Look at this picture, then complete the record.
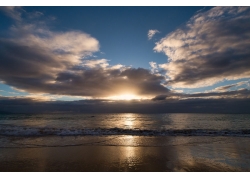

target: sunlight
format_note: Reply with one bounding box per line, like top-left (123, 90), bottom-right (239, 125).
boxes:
top-left (124, 113), bottom-right (135, 128)
top-left (108, 94), bottom-right (141, 100)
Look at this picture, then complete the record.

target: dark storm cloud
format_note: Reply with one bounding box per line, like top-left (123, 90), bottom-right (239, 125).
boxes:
top-left (0, 7), bottom-right (169, 98)
top-left (155, 7), bottom-right (250, 88)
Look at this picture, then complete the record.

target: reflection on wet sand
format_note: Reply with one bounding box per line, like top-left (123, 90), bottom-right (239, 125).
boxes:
top-left (121, 114), bottom-right (138, 170)
top-left (0, 136), bottom-right (250, 171)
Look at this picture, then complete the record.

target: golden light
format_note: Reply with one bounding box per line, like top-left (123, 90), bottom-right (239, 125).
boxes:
top-left (108, 93), bottom-right (141, 100)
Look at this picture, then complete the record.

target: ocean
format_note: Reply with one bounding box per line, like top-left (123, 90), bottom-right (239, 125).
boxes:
top-left (0, 113), bottom-right (250, 171)
top-left (1, 113), bottom-right (250, 138)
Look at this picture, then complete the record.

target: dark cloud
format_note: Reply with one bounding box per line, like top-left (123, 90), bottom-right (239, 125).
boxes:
top-left (214, 84), bottom-right (239, 91)
top-left (187, 88), bottom-right (250, 98)
top-left (47, 67), bottom-right (169, 97)
top-left (0, 7), bottom-right (169, 98)
top-left (0, 35), bottom-right (169, 97)
top-left (212, 81), bottom-right (248, 92)
top-left (0, 39), bottom-right (60, 77)
top-left (1, 6), bottom-right (249, 102)
top-left (1, 96), bottom-right (250, 114)
top-left (0, 38), bottom-right (169, 97)
top-left (155, 7), bottom-right (250, 88)
top-left (152, 94), bottom-right (170, 101)
top-left (0, 40), bottom-right (168, 96)
top-left (152, 88), bottom-right (250, 101)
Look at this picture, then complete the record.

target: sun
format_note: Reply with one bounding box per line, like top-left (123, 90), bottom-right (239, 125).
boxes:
top-left (108, 94), bottom-right (141, 100)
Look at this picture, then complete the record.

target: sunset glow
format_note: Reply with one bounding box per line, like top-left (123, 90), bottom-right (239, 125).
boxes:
top-left (108, 94), bottom-right (141, 100)
top-left (0, 6), bottom-right (250, 113)
top-left (1, 5), bottom-right (250, 173)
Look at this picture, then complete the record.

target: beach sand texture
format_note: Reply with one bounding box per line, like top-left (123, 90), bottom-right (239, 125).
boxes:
top-left (0, 136), bottom-right (250, 172)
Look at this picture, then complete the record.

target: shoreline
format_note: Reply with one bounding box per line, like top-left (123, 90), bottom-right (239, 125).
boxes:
top-left (0, 136), bottom-right (250, 172)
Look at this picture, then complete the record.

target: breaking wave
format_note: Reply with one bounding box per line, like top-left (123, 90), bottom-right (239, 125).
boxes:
top-left (1, 125), bottom-right (250, 137)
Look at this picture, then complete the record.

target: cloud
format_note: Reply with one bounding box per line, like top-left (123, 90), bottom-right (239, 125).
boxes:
top-left (154, 7), bottom-right (250, 88)
top-left (0, 7), bottom-right (169, 98)
top-left (0, 6), bottom-right (23, 21)
top-left (186, 88), bottom-right (250, 99)
top-left (0, 39), bottom-right (169, 97)
top-left (81, 59), bottom-right (110, 69)
top-left (1, 96), bottom-right (250, 114)
top-left (148, 29), bottom-right (160, 40)
top-left (149, 61), bottom-right (158, 73)
top-left (212, 81), bottom-right (248, 92)
top-left (152, 88), bottom-right (250, 101)
top-left (45, 66), bottom-right (169, 97)
top-left (214, 84), bottom-right (239, 92)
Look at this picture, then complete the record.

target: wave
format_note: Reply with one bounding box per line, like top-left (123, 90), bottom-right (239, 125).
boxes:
top-left (0, 125), bottom-right (250, 137)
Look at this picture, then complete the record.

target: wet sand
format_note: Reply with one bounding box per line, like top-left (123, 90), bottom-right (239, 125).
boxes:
top-left (0, 136), bottom-right (250, 172)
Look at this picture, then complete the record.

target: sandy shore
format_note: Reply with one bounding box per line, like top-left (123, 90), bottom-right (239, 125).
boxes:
top-left (0, 136), bottom-right (250, 172)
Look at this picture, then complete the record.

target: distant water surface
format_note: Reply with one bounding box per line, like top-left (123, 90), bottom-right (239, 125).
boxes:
top-left (0, 113), bottom-right (250, 137)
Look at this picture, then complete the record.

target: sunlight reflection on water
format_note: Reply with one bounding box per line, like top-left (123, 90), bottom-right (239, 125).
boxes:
top-left (124, 113), bottom-right (135, 128)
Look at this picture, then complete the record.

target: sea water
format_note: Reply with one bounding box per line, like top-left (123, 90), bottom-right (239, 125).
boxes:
top-left (0, 113), bottom-right (250, 137)
top-left (0, 113), bottom-right (250, 171)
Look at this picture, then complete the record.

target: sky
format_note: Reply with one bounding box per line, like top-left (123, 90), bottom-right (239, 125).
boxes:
top-left (0, 5), bottom-right (250, 113)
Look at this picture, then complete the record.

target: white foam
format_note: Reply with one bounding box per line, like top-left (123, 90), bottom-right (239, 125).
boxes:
top-left (0, 125), bottom-right (250, 137)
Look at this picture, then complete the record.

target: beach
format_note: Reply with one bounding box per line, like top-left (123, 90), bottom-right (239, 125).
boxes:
top-left (0, 135), bottom-right (250, 172)
top-left (1, 5), bottom-right (250, 173)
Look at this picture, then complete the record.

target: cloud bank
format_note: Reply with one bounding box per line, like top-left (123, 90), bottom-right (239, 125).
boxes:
top-left (0, 7), bottom-right (169, 98)
top-left (1, 96), bottom-right (250, 114)
top-left (154, 7), bottom-right (250, 88)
